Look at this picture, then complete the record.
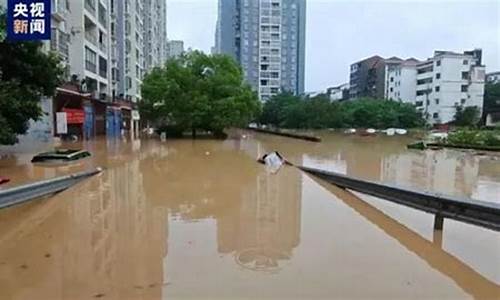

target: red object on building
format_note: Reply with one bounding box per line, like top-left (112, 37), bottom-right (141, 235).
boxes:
top-left (63, 108), bottom-right (85, 124)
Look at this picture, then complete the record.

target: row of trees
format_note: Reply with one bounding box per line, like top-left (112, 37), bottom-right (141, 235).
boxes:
top-left (259, 93), bottom-right (425, 129)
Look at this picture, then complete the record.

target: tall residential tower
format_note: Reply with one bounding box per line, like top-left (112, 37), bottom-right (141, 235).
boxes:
top-left (215, 0), bottom-right (306, 100)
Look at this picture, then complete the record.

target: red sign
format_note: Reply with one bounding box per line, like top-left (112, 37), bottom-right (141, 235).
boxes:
top-left (62, 108), bottom-right (85, 124)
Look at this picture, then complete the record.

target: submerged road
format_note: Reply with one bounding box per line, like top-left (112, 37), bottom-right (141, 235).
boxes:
top-left (0, 132), bottom-right (499, 299)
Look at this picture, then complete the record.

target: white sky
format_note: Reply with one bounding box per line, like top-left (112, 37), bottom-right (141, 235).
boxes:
top-left (167, 0), bottom-right (500, 92)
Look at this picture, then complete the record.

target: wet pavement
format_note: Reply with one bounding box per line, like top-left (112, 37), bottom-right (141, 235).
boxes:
top-left (0, 131), bottom-right (499, 299)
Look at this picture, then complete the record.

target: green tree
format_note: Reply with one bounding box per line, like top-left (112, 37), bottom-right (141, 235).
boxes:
top-left (140, 51), bottom-right (261, 138)
top-left (453, 106), bottom-right (480, 127)
top-left (484, 83), bottom-right (500, 109)
top-left (0, 10), bottom-right (64, 144)
top-left (259, 91), bottom-right (301, 127)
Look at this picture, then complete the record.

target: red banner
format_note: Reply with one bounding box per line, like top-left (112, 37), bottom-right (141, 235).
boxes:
top-left (62, 108), bottom-right (85, 124)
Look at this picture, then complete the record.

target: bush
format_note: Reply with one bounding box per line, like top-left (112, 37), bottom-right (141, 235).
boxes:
top-left (453, 106), bottom-right (480, 127)
top-left (482, 131), bottom-right (500, 146)
top-left (447, 129), bottom-right (500, 147)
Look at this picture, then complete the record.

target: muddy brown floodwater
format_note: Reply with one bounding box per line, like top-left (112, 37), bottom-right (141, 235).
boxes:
top-left (0, 131), bottom-right (499, 300)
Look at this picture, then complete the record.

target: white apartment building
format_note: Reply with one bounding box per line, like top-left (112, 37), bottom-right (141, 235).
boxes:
top-left (143, 0), bottom-right (168, 71)
top-left (68, 0), bottom-right (112, 100)
top-left (385, 59), bottom-right (420, 104)
top-left (327, 83), bottom-right (349, 101)
top-left (49, 0), bottom-right (71, 76)
top-left (258, 0), bottom-right (283, 100)
top-left (384, 50), bottom-right (485, 125)
top-left (415, 49), bottom-right (485, 125)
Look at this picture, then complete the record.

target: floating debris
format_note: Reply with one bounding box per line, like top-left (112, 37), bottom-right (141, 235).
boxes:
top-left (0, 177), bottom-right (10, 185)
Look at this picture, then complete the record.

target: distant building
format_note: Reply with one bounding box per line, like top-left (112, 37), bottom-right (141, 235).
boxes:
top-left (385, 58), bottom-right (421, 103)
top-left (349, 55), bottom-right (387, 99)
top-left (167, 40), bottom-right (184, 59)
top-left (326, 83), bottom-right (350, 101)
top-left (415, 49), bottom-right (485, 124)
top-left (215, 0), bottom-right (307, 100)
top-left (143, 0), bottom-right (169, 71)
top-left (486, 71), bottom-right (500, 84)
top-left (350, 49), bottom-right (486, 125)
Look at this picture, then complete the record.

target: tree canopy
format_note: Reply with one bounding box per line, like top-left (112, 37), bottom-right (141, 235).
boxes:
top-left (140, 51), bottom-right (261, 137)
top-left (0, 10), bottom-right (64, 144)
top-left (484, 83), bottom-right (500, 110)
top-left (260, 93), bottom-right (425, 129)
top-left (453, 106), bottom-right (480, 127)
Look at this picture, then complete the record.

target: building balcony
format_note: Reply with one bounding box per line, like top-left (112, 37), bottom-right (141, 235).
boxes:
top-left (85, 31), bottom-right (98, 48)
top-left (85, 0), bottom-right (97, 16)
top-left (51, 0), bottom-right (68, 21)
top-left (50, 29), bottom-right (70, 61)
top-left (99, 42), bottom-right (107, 53)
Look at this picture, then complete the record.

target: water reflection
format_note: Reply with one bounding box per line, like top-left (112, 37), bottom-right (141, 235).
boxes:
top-left (268, 133), bottom-right (500, 203)
top-left (140, 139), bottom-right (302, 273)
top-left (0, 141), bottom-right (168, 299)
top-left (311, 178), bottom-right (500, 299)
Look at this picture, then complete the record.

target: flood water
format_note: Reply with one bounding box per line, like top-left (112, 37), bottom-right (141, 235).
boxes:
top-left (0, 131), bottom-right (499, 300)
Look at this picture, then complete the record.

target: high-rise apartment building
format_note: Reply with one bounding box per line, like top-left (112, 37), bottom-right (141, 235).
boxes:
top-left (69, 0), bottom-right (113, 100)
top-left (112, 0), bottom-right (167, 102)
top-left (114, 0), bottom-right (143, 102)
top-left (215, 0), bottom-right (306, 100)
top-left (143, 0), bottom-right (168, 71)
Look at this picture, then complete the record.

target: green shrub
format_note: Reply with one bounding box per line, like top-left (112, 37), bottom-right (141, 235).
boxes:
top-left (448, 130), bottom-right (500, 147)
top-left (482, 131), bottom-right (500, 146)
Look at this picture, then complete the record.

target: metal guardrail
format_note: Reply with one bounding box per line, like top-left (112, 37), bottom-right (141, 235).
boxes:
top-left (298, 166), bottom-right (500, 231)
top-left (0, 168), bottom-right (103, 210)
top-left (247, 127), bottom-right (322, 142)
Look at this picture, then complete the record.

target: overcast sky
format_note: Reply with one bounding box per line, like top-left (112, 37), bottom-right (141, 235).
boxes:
top-left (167, 0), bottom-right (500, 92)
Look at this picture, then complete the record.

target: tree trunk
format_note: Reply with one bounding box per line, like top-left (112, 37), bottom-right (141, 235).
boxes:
top-left (192, 128), bottom-right (196, 139)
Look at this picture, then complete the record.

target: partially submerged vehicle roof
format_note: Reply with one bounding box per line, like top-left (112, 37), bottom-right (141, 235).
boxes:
top-left (31, 149), bottom-right (91, 163)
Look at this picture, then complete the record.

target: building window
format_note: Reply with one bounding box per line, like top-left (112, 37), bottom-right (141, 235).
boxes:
top-left (461, 99), bottom-right (466, 104)
top-left (436, 60), bottom-right (441, 66)
top-left (85, 47), bottom-right (97, 73)
top-left (390, 77), bottom-right (394, 82)
top-left (462, 72), bottom-right (469, 80)
top-left (461, 85), bottom-right (468, 92)
top-left (463, 59), bottom-right (468, 65)
top-left (435, 86), bottom-right (440, 92)
top-left (433, 112), bottom-right (439, 119)
top-left (415, 101), bottom-right (423, 107)
top-left (390, 87), bottom-right (394, 92)
top-left (99, 56), bottom-right (107, 78)
top-left (435, 98), bottom-right (439, 105)
top-left (436, 73), bottom-right (441, 79)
